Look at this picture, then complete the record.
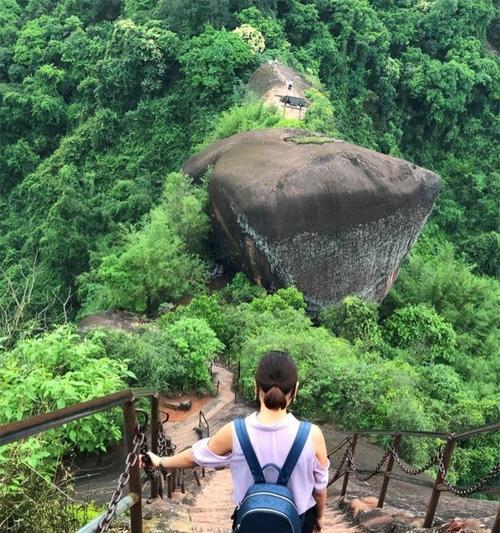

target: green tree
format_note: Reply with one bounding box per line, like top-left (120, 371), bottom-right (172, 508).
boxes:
top-left (179, 26), bottom-right (256, 105)
top-left (79, 172), bottom-right (208, 315)
top-left (383, 304), bottom-right (457, 364)
top-left (319, 296), bottom-right (382, 346)
top-left (236, 7), bottom-right (288, 50)
top-left (96, 19), bottom-right (180, 111)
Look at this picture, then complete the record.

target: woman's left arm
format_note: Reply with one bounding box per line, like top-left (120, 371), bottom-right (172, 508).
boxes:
top-left (311, 424), bottom-right (329, 530)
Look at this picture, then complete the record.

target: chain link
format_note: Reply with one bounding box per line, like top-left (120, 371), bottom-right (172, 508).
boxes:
top-left (437, 451), bottom-right (500, 497)
top-left (349, 446), bottom-right (391, 482)
top-left (96, 425), bottom-right (146, 533)
top-left (329, 436), bottom-right (499, 498)
top-left (389, 446), bottom-right (438, 476)
top-left (329, 440), bottom-right (390, 484)
top-left (328, 440), bottom-right (352, 485)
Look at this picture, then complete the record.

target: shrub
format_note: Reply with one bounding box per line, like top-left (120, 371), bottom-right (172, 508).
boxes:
top-left (198, 98), bottom-right (284, 150)
top-left (383, 304), bottom-right (457, 364)
top-left (384, 241), bottom-right (499, 361)
top-left (249, 287), bottom-right (307, 313)
top-left (78, 172), bottom-right (208, 315)
top-left (222, 272), bottom-right (266, 304)
top-left (319, 296), bottom-right (382, 347)
top-left (165, 293), bottom-right (226, 340)
top-left (0, 326), bottom-right (129, 531)
top-left (0, 460), bottom-right (102, 532)
top-left (303, 88), bottom-right (337, 136)
top-left (418, 364), bottom-right (462, 402)
top-left (98, 319), bottom-right (223, 393)
top-left (0, 326), bottom-right (129, 456)
top-left (163, 317), bottom-right (224, 391)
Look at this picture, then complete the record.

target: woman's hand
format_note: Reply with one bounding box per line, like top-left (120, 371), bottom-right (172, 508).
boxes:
top-left (140, 452), bottom-right (161, 469)
top-left (314, 516), bottom-right (324, 531)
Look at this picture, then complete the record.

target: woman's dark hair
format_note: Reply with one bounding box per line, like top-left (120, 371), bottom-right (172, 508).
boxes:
top-left (255, 351), bottom-right (298, 410)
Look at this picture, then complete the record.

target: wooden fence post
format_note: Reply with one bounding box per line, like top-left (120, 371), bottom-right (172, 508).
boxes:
top-left (341, 433), bottom-right (358, 497)
top-left (378, 433), bottom-right (401, 508)
top-left (423, 437), bottom-right (455, 528)
top-left (123, 400), bottom-right (143, 533)
top-left (150, 395), bottom-right (160, 500)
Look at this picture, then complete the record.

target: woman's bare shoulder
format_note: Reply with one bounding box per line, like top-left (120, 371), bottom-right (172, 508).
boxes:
top-left (310, 424), bottom-right (329, 466)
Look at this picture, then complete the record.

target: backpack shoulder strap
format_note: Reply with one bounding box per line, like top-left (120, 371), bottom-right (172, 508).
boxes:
top-left (234, 417), bottom-right (265, 484)
top-left (277, 421), bottom-right (312, 486)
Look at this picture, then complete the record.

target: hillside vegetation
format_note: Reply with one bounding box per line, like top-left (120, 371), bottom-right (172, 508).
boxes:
top-left (0, 0), bottom-right (498, 530)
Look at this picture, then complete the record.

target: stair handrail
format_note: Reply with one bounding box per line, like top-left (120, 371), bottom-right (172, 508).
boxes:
top-left (327, 422), bottom-right (500, 530)
top-left (0, 388), bottom-right (161, 533)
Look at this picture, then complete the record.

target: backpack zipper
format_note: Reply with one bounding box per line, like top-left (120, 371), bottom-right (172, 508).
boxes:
top-left (240, 491), bottom-right (298, 511)
top-left (240, 508), bottom-right (295, 532)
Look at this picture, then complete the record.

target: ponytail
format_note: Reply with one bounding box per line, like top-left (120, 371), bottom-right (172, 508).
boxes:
top-left (263, 385), bottom-right (288, 410)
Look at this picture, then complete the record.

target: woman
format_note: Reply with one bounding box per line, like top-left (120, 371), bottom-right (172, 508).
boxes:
top-left (144, 351), bottom-right (330, 532)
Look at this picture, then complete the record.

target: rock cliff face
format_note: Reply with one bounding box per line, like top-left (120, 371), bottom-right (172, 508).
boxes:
top-left (183, 128), bottom-right (441, 307)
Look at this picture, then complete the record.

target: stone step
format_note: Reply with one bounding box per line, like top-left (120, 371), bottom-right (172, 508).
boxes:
top-left (186, 468), bottom-right (359, 533)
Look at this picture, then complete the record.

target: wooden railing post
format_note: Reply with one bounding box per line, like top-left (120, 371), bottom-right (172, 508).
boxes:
top-left (423, 436), bottom-right (455, 528)
top-left (150, 394), bottom-right (160, 500)
top-left (491, 506), bottom-right (500, 533)
top-left (123, 400), bottom-right (143, 533)
top-left (378, 433), bottom-right (401, 508)
top-left (341, 433), bottom-right (358, 497)
top-left (491, 505), bottom-right (500, 533)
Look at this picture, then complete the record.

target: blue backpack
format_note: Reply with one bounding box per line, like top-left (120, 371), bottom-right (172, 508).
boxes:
top-left (233, 417), bottom-right (312, 533)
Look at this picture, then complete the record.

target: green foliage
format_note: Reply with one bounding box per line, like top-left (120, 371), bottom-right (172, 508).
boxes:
top-left (236, 7), bottom-right (288, 50)
top-left (162, 317), bottom-right (224, 389)
top-left (0, 326), bottom-right (129, 456)
top-left (179, 26), bottom-right (256, 105)
top-left (0, 459), bottom-right (103, 532)
top-left (199, 98), bottom-right (284, 149)
top-left (156, 0), bottom-right (234, 36)
top-left (78, 172), bottom-right (208, 315)
top-left (383, 304), bottom-right (457, 364)
top-left (383, 240), bottom-right (499, 362)
top-left (222, 272), bottom-right (266, 304)
top-left (0, 325), bottom-right (128, 529)
top-left (319, 296), bottom-right (382, 347)
top-left (95, 20), bottom-right (179, 111)
top-left (463, 230), bottom-right (500, 277)
top-left (99, 317), bottom-right (223, 393)
top-left (167, 293), bottom-right (227, 341)
top-left (302, 88), bottom-right (336, 135)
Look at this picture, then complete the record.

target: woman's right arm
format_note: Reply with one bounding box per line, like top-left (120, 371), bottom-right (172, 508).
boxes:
top-left (144, 422), bottom-right (233, 470)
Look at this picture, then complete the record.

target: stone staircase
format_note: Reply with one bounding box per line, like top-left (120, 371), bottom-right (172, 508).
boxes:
top-left (110, 366), bottom-right (498, 533)
top-left (139, 467), bottom-right (359, 533)
top-left (187, 468), bottom-right (358, 533)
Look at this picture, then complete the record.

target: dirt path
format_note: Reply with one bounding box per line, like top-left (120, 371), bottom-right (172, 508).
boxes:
top-left (248, 61), bottom-right (312, 120)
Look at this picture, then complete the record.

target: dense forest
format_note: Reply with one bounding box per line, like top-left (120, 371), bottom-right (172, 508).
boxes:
top-left (0, 0), bottom-right (498, 530)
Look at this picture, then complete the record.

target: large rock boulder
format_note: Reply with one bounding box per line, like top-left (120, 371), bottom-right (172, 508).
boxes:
top-left (183, 128), bottom-right (441, 307)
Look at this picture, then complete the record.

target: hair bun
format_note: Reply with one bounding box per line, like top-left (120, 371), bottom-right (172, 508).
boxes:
top-left (263, 386), bottom-right (287, 410)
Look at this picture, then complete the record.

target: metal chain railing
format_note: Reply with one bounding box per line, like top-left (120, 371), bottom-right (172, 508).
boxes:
top-left (331, 437), bottom-right (499, 499)
top-left (328, 439), bottom-right (352, 485)
top-left (437, 453), bottom-right (500, 497)
top-left (348, 445), bottom-right (391, 482)
top-left (390, 446), bottom-right (438, 475)
top-left (96, 424), bottom-right (146, 533)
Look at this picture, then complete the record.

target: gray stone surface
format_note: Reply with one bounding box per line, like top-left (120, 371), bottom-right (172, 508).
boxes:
top-left (183, 128), bottom-right (441, 306)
